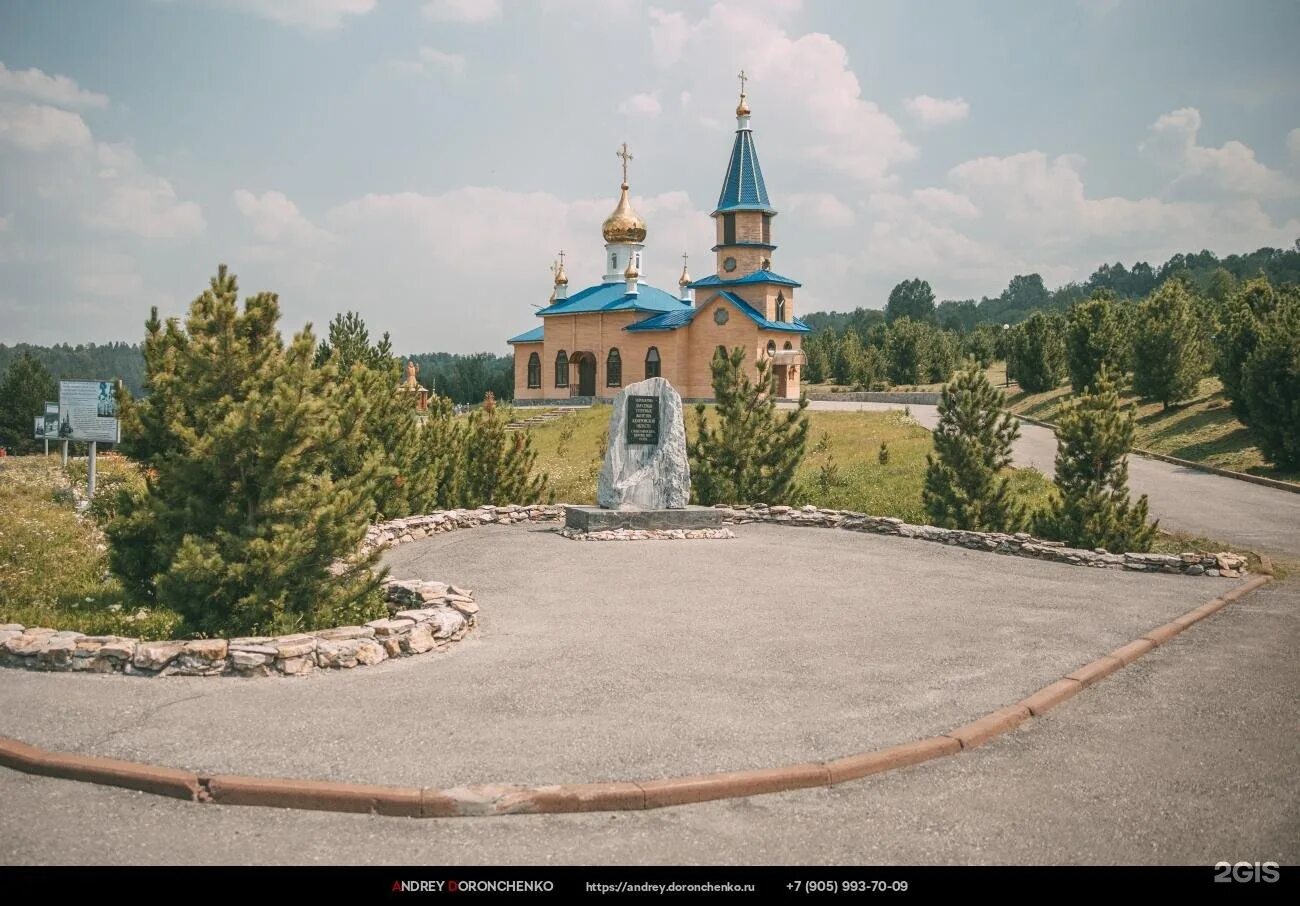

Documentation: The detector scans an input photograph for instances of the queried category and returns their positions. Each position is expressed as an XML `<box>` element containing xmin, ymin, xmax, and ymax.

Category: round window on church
<box><xmin>723</xmin><ymin>256</ymin><xmax>737</xmax><ymax>273</ymax></box>
<box><xmin>714</xmin><ymin>307</ymin><xmax>729</xmax><ymax>325</ymax></box>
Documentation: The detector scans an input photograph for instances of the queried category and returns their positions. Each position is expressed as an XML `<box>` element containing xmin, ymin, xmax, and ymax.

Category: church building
<box><xmin>507</xmin><ymin>79</ymin><xmax>810</xmax><ymax>402</ymax></box>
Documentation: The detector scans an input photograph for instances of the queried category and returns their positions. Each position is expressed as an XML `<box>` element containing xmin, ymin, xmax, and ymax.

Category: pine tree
<box><xmin>316</xmin><ymin>312</ymin><xmax>428</xmax><ymax>520</ymax></box>
<box><xmin>459</xmin><ymin>392</ymin><xmax>547</xmax><ymax>505</ymax></box>
<box><xmin>0</xmin><ymin>352</ymin><xmax>56</xmax><ymax>454</ymax></box>
<box><xmin>1131</xmin><ymin>280</ymin><xmax>1207</xmax><ymax>409</ymax></box>
<box><xmin>1065</xmin><ymin>293</ymin><xmax>1126</xmax><ymax>393</ymax></box>
<box><xmin>107</xmin><ymin>265</ymin><xmax>385</xmax><ymax>637</ymax></box>
<box><xmin>689</xmin><ymin>346</ymin><xmax>810</xmax><ymax>505</ymax></box>
<box><xmin>883</xmin><ymin>317</ymin><xmax>930</xmax><ymax>385</ymax></box>
<box><xmin>922</xmin><ymin>365</ymin><xmax>1023</xmax><ymax>531</ymax></box>
<box><xmin>409</xmin><ymin>394</ymin><xmax>466</xmax><ymax>510</ymax></box>
<box><xmin>1033</xmin><ymin>367</ymin><xmax>1157</xmax><ymax>552</ymax></box>
<box><xmin>1006</xmin><ymin>312</ymin><xmax>1065</xmax><ymax>392</ymax></box>
<box><xmin>1239</xmin><ymin>297</ymin><xmax>1300</xmax><ymax>469</ymax></box>
<box><xmin>1217</xmin><ymin>277</ymin><xmax>1281</xmax><ymax>421</ymax></box>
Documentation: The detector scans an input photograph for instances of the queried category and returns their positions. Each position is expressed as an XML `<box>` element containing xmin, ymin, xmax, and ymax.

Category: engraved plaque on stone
<box><xmin>625</xmin><ymin>395</ymin><xmax>659</xmax><ymax>446</ymax></box>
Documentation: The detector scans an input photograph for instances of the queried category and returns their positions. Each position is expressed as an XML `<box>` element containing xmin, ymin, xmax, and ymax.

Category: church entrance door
<box><xmin>577</xmin><ymin>354</ymin><xmax>596</xmax><ymax>397</ymax></box>
<box><xmin>776</xmin><ymin>365</ymin><xmax>789</xmax><ymax>399</ymax></box>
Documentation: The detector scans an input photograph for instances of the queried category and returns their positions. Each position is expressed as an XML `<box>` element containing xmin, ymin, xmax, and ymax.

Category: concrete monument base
<box><xmin>563</xmin><ymin>505</ymin><xmax>724</xmax><ymax>532</ymax></box>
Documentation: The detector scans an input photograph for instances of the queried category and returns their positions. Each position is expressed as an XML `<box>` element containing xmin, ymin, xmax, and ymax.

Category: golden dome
<box><xmin>553</xmin><ymin>264</ymin><xmax>568</xmax><ymax>286</ymax></box>
<box><xmin>623</xmin><ymin>257</ymin><xmax>640</xmax><ymax>279</ymax></box>
<box><xmin>602</xmin><ymin>182</ymin><xmax>647</xmax><ymax>244</ymax></box>
<box><xmin>736</xmin><ymin>93</ymin><xmax>751</xmax><ymax>117</ymax></box>
<box><xmin>678</xmin><ymin>264</ymin><xmax>691</xmax><ymax>287</ymax></box>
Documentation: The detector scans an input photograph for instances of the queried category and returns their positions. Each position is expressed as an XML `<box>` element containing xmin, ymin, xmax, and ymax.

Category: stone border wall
<box><xmin>808</xmin><ymin>391</ymin><xmax>943</xmax><ymax>405</ymax></box>
<box><xmin>711</xmin><ymin>504</ymin><xmax>1249</xmax><ymax>577</ymax></box>
<box><xmin>0</xmin><ymin>501</ymin><xmax>1247</xmax><ymax>678</ymax></box>
<box><xmin>0</xmin><ymin>578</ymin><xmax>479</xmax><ymax>678</ymax></box>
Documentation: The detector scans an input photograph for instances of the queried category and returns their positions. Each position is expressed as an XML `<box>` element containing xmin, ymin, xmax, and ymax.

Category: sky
<box><xmin>1</xmin><ymin>0</ymin><xmax>1298</xmax><ymax>354</ymax></box>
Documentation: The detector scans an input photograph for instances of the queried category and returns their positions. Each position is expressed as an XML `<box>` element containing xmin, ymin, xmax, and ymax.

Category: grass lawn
<box><xmin>525</xmin><ymin>403</ymin><xmax>1056</xmax><ymax>525</ymax></box>
<box><xmin>1003</xmin><ymin>373</ymin><xmax>1299</xmax><ymax>486</ymax></box>
<box><xmin>0</xmin><ymin>455</ymin><xmax>181</xmax><ymax>639</ymax></box>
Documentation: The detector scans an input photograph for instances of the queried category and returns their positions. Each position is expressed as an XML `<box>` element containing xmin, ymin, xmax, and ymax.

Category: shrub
<box><xmin>107</xmin><ymin>265</ymin><xmax>385</xmax><ymax>637</ymax></box>
<box><xmin>690</xmin><ymin>346</ymin><xmax>810</xmax><ymax>505</ymax></box>
<box><xmin>922</xmin><ymin>366</ymin><xmax>1023</xmax><ymax>531</ymax></box>
<box><xmin>1033</xmin><ymin>367</ymin><xmax>1156</xmax><ymax>551</ymax></box>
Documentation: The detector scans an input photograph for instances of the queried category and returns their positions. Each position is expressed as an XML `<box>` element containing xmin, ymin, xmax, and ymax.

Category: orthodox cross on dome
<box><xmin>737</xmin><ymin>69</ymin><xmax>748</xmax><ymax>96</ymax></box>
<box><xmin>616</xmin><ymin>142</ymin><xmax>633</xmax><ymax>186</ymax></box>
<box><xmin>558</xmin><ymin>249</ymin><xmax>566</xmax><ymax>268</ymax></box>
<box><xmin>681</xmin><ymin>251</ymin><xmax>689</xmax><ymax>268</ymax></box>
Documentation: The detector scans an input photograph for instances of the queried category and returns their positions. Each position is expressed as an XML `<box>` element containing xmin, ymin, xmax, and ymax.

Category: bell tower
<box><xmin>712</xmin><ymin>71</ymin><xmax>777</xmax><ymax>280</ymax></box>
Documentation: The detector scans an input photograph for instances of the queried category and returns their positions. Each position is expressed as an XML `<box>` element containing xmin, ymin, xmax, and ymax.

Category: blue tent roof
<box><xmin>716</xmin><ymin>127</ymin><xmax>774</xmax><ymax>215</ymax></box>
<box><xmin>536</xmin><ymin>282</ymin><xmax>692</xmax><ymax>317</ymax></box>
<box><xmin>506</xmin><ymin>326</ymin><xmax>544</xmax><ymax>344</ymax></box>
<box><xmin>626</xmin><ymin>290</ymin><xmax>810</xmax><ymax>334</ymax></box>
<box><xmin>688</xmin><ymin>269</ymin><xmax>801</xmax><ymax>289</ymax></box>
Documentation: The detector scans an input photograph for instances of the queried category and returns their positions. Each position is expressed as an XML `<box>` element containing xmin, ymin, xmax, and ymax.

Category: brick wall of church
<box><xmin>514</xmin><ymin>299</ymin><xmax>801</xmax><ymax>403</ymax></box>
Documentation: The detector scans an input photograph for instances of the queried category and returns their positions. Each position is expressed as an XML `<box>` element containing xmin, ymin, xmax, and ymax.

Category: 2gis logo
<box><xmin>1213</xmin><ymin>861</ymin><xmax>1280</xmax><ymax>883</ymax></box>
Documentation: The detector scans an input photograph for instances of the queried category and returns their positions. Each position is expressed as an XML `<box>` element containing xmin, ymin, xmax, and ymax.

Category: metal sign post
<box><xmin>87</xmin><ymin>441</ymin><xmax>97</xmax><ymax>499</ymax></box>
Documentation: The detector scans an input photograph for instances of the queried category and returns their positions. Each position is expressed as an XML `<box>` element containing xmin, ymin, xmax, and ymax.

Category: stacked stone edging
<box><xmin>0</xmin><ymin>577</ymin><xmax>478</xmax><ymax>679</ymax></box>
<box><xmin>559</xmin><ymin>526</ymin><xmax>735</xmax><ymax>541</ymax></box>
<box><xmin>710</xmin><ymin>504</ymin><xmax>1249</xmax><ymax>577</ymax></box>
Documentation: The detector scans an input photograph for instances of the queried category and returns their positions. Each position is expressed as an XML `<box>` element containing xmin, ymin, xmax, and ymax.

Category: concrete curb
<box><xmin>1008</xmin><ymin>410</ymin><xmax>1300</xmax><ymax>495</ymax></box>
<box><xmin>0</xmin><ymin>575</ymin><xmax>1272</xmax><ymax>817</ymax></box>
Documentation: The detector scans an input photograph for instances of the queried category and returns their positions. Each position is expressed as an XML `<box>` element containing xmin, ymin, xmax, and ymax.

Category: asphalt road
<box><xmin>803</xmin><ymin>400</ymin><xmax>1300</xmax><ymax>558</ymax></box>
<box><xmin>2</xmin><ymin>576</ymin><xmax>1294</xmax><ymax>865</ymax></box>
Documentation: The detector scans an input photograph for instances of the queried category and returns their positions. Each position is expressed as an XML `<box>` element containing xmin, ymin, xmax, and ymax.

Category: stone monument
<box><xmin>564</xmin><ymin>377</ymin><xmax>723</xmax><ymax>531</ymax></box>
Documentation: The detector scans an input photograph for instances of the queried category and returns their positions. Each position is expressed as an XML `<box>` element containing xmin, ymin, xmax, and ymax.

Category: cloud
<box><xmin>813</xmin><ymin>147</ymin><xmax>1300</xmax><ymax>306</ymax></box>
<box><xmin>646</xmin><ymin>2</ymin><xmax>914</xmax><ymax>185</ymax></box>
<box><xmin>0</xmin><ymin>102</ymin><xmax>92</xmax><ymax>151</ymax></box>
<box><xmin>1142</xmin><ymin>106</ymin><xmax>1298</xmax><ymax>197</ymax></box>
<box><xmin>1287</xmin><ymin>127</ymin><xmax>1300</xmax><ymax>164</ymax></box>
<box><xmin>422</xmin><ymin>0</ymin><xmax>502</xmax><ymax>24</ymax></box>
<box><xmin>617</xmin><ymin>92</ymin><xmax>662</xmax><ymax>118</ymax></box>
<box><xmin>0</xmin><ymin>61</ymin><xmax>109</xmax><ymax>109</ymax></box>
<box><xmin>215</xmin><ymin>0</ymin><xmax>376</xmax><ymax>31</ymax></box>
<box><xmin>234</xmin><ymin>189</ymin><xmax>332</xmax><ymax>246</ymax></box>
<box><xmin>83</xmin><ymin>148</ymin><xmax>206</xmax><ymax>239</ymax></box>
<box><xmin>224</xmin><ymin>184</ymin><xmax>712</xmax><ymax>351</ymax></box>
<box><xmin>0</xmin><ymin>102</ymin><xmax>204</xmax><ymax>239</ymax></box>
<box><xmin>785</xmin><ymin>192</ymin><xmax>856</xmax><ymax>228</ymax></box>
<box><xmin>71</xmin><ymin>250</ymin><xmax>144</xmax><ymax>298</ymax></box>
<box><xmin>419</xmin><ymin>47</ymin><xmax>468</xmax><ymax>77</ymax></box>
<box><xmin>903</xmin><ymin>94</ymin><xmax>969</xmax><ymax>127</ymax></box>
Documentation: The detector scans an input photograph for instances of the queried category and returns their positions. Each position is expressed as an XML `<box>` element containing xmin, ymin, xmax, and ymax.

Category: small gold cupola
<box><xmin>602</xmin><ymin>143</ymin><xmax>647</xmax><ymax>244</ymax></box>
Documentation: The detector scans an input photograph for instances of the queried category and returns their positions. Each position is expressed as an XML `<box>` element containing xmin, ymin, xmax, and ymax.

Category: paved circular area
<box><xmin>7</xmin><ymin>579</ymin><xmax>1294</xmax><ymax>865</ymax></box>
<box><xmin>0</xmin><ymin>523</ymin><xmax>1233</xmax><ymax>790</ymax></box>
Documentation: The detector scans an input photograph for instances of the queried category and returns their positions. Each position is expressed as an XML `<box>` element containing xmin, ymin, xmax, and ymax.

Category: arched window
<box><xmin>555</xmin><ymin>350</ymin><xmax>568</xmax><ymax>388</ymax></box>
<box><xmin>635</xmin><ymin>252</ymin><xmax>641</xmax><ymax>268</ymax></box>
<box><xmin>610</xmin><ymin>252</ymin><xmax>617</xmax><ymax>270</ymax></box>
<box><xmin>645</xmin><ymin>346</ymin><xmax>661</xmax><ymax>378</ymax></box>
<box><xmin>766</xmin><ymin>340</ymin><xmax>777</xmax><ymax>357</ymax></box>
<box><xmin>526</xmin><ymin>352</ymin><xmax>541</xmax><ymax>389</ymax></box>
<box><xmin>775</xmin><ymin>293</ymin><xmax>786</xmax><ymax>322</ymax></box>
<box><xmin>783</xmin><ymin>341</ymin><xmax>793</xmax><ymax>350</ymax></box>
<box><xmin>606</xmin><ymin>348</ymin><xmax>622</xmax><ymax>387</ymax></box>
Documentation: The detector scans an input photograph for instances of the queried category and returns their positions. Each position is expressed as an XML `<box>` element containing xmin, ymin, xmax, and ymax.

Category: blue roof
<box><xmin>716</xmin><ymin>127</ymin><xmax>774</xmax><ymax>214</ymax></box>
<box><xmin>536</xmin><ymin>282</ymin><xmax>692</xmax><ymax>318</ymax></box>
<box><xmin>688</xmin><ymin>269</ymin><xmax>801</xmax><ymax>289</ymax></box>
<box><xmin>626</xmin><ymin>290</ymin><xmax>810</xmax><ymax>334</ymax></box>
<box><xmin>506</xmin><ymin>326</ymin><xmax>544</xmax><ymax>344</ymax></box>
